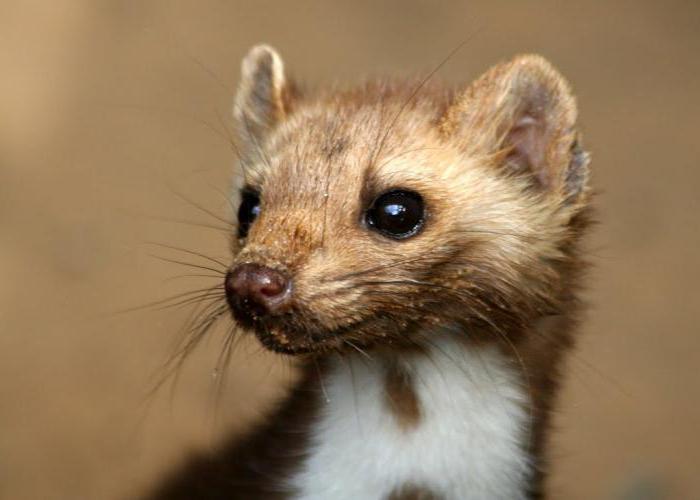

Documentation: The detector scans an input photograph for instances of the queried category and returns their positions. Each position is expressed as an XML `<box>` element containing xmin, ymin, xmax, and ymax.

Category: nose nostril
<box><xmin>257</xmin><ymin>273</ymin><xmax>287</xmax><ymax>298</ymax></box>
<box><xmin>225</xmin><ymin>263</ymin><xmax>291</xmax><ymax>317</ymax></box>
<box><xmin>259</xmin><ymin>283</ymin><xmax>284</xmax><ymax>297</ymax></box>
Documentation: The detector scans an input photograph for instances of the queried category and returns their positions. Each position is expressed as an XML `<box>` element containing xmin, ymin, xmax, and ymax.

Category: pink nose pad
<box><xmin>225</xmin><ymin>263</ymin><xmax>292</xmax><ymax>318</ymax></box>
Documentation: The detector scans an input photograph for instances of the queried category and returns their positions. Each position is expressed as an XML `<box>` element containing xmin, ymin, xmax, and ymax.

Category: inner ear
<box><xmin>442</xmin><ymin>55</ymin><xmax>590</xmax><ymax>202</ymax></box>
<box><xmin>496</xmin><ymin>61</ymin><xmax>578</xmax><ymax>192</ymax></box>
<box><xmin>504</xmin><ymin>106</ymin><xmax>553</xmax><ymax>189</ymax></box>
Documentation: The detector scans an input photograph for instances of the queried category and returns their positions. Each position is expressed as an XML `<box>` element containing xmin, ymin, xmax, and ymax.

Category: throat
<box><xmin>290</xmin><ymin>333</ymin><xmax>534</xmax><ymax>500</ymax></box>
<box><xmin>384</xmin><ymin>357</ymin><xmax>422</xmax><ymax>430</ymax></box>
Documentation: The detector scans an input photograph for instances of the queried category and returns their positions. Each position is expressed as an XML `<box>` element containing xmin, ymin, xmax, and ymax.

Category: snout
<box><xmin>225</xmin><ymin>263</ymin><xmax>292</xmax><ymax>321</ymax></box>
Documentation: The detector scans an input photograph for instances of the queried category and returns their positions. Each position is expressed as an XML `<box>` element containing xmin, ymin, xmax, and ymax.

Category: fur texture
<box><xmin>289</xmin><ymin>335</ymin><xmax>531</xmax><ymax>500</ymax></box>
<box><xmin>146</xmin><ymin>45</ymin><xmax>592</xmax><ymax>499</ymax></box>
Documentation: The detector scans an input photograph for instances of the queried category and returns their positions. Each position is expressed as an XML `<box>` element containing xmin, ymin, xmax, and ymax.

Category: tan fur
<box><xmin>229</xmin><ymin>49</ymin><xmax>589</xmax><ymax>355</ymax></box>
<box><xmin>439</xmin><ymin>54</ymin><xmax>589</xmax><ymax>202</ymax></box>
<box><xmin>227</xmin><ymin>46</ymin><xmax>592</xmax><ymax>495</ymax></box>
<box><xmin>234</xmin><ymin>45</ymin><xmax>295</xmax><ymax>166</ymax></box>
<box><xmin>146</xmin><ymin>46</ymin><xmax>594</xmax><ymax>500</ymax></box>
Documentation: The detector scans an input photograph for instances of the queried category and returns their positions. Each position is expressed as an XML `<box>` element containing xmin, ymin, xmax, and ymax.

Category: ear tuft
<box><xmin>442</xmin><ymin>54</ymin><xmax>590</xmax><ymax>204</ymax></box>
<box><xmin>233</xmin><ymin>44</ymin><xmax>290</xmax><ymax>159</ymax></box>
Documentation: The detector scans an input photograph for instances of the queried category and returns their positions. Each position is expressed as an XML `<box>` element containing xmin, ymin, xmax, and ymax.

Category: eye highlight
<box><xmin>365</xmin><ymin>189</ymin><xmax>425</xmax><ymax>239</ymax></box>
<box><xmin>237</xmin><ymin>189</ymin><xmax>261</xmax><ymax>238</ymax></box>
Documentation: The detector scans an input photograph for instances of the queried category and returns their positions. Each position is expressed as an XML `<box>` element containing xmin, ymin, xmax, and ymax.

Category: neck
<box><xmin>288</xmin><ymin>322</ymin><xmax>567</xmax><ymax>500</ymax></box>
<box><xmin>148</xmin><ymin>318</ymin><xmax>574</xmax><ymax>500</ymax></box>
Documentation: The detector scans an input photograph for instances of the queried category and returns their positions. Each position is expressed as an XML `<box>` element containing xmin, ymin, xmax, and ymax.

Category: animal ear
<box><xmin>441</xmin><ymin>55</ymin><xmax>590</xmax><ymax>204</ymax></box>
<box><xmin>233</xmin><ymin>45</ymin><xmax>293</xmax><ymax>160</ymax></box>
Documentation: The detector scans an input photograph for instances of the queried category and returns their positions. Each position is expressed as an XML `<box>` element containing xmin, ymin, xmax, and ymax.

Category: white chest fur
<box><xmin>288</xmin><ymin>336</ymin><xmax>532</xmax><ymax>500</ymax></box>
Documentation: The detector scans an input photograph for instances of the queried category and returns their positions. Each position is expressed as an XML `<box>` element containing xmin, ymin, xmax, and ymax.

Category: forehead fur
<box><xmin>237</xmin><ymin>77</ymin><xmax>569</xmax><ymax>280</ymax></box>
<box><xmin>244</xmin><ymin>80</ymin><xmax>452</xmax><ymax>180</ymax></box>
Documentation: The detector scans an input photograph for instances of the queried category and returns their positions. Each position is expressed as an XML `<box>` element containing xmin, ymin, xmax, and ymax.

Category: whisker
<box><xmin>329</xmin><ymin>252</ymin><xmax>439</xmax><ymax>282</ymax></box>
<box><xmin>205</xmin><ymin>179</ymin><xmax>239</xmax><ymax>217</ymax></box>
<box><xmin>167</xmin><ymin>187</ymin><xmax>235</xmax><ymax>227</ymax></box>
<box><xmin>182</xmin><ymin>46</ymin><xmax>235</xmax><ymax>95</ymax></box>
<box><xmin>164</xmin><ymin>299</ymin><xmax>227</xmax><ymax>403</ymax></box>
<box><xmin>148</xmin><ymin>254</ymin><xmax>227</xmax><ymax>275</ymax></box>
<box><xmin>369</xmin><ymin>37</ymin><xmax>476</xmax><ymax>167</ymax></box>
<box><xmin>123</xmin><ymin>210</ymin><xmax>232</xmax><ymax>234</ymax></box>
<box><xmin>105</xmin><ymin>103</ymin><xmax>237</xmax><ymax>153</ymax></box>
<box><xmin>209</xmin><ymin>322</ymin><xmax>240</xmax><ymax>429</ymax></box>
<box><xmin>328</xmin><ymin>223</ymin><xmax>559</xmax><ymax>284</ymax></box>
<box><xmin>111</xmin><ymin>284</ymin><xmax>224</xmax><ymax>314</ymax></box>
<box><xmin>343</xmin><ymin>339</ymin><xmax>374</xmax><ymax>361</ymax></box>
<box><xmin>215</xmin><ymin>109</ymin><xmax>251</xmax><ymax>178</ymax></box>
<box><xmin>149</xmin><ymin>290</ymin><xmax>226</xmax><ymax>312</ymax></box>
<box><xmin>312</xmin><ymin>357</ymin><xmax>330</xmax><ymax>404</ymax></box>
<box><xmin>145</xmin><ymin>241</ymin><xmax>229</xmax><ymax>270</ymax></box>
<box><xmin>162</xmin><ymin>273</ymin><xmax>224</xmax><ymax>283</ymax></box>
<box><xmin>144</xmin><ymin>301</ymin><xmax>229</xmax><ymax>406</ymax></box>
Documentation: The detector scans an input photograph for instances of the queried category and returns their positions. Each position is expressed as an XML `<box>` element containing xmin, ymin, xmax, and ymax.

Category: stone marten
<box><xmin>146</xmin><ymin>44</ymin><xmax>592</xmax><ymax>500</ymax></box>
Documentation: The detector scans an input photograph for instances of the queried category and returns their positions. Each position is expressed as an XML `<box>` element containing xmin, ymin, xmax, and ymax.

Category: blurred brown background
<box><xmin>1</xmin><ymin>1</ymin><xmax>698</xmax><ymax>499</ymax></box>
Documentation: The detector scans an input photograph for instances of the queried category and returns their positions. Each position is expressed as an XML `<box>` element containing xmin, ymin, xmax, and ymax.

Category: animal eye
<box><xmin>237</xmin><ymin>189</ymin><xmax>261</xmax><ymax>238</ymax></box>
<box><xmin>365</xmin><ymin>190</ymin><xmax>424</xmax><ymax>239</ymax></box>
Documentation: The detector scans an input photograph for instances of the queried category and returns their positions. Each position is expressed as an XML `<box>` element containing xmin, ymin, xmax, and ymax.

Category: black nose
<box><xmin>225</xmin><ymin>263</ymin><xmax>292</xmax><ymax>318</ymax></box>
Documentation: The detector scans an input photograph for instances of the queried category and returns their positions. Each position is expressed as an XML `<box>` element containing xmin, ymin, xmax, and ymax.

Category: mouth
<box><xmin>252</xmin><ymin>325</ymin><xmax>341</xmax><ymax>354</ymax></box>
<box><xmin>231</xmin><ymin>309</ymin><xmax>368</xmax><ymax>355</ymax></box>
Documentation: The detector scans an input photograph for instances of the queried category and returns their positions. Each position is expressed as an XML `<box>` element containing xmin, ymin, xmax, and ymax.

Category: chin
<box><xmin>234</xmin><ymin>316</ymin><xmax>345</xmax><ymax>356</ymax></box>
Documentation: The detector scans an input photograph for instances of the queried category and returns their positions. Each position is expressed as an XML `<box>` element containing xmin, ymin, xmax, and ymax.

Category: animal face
<box><xmin>224</xmin><ymin>46</ymin><xmax>591</xmax><ymax>355</ymax></box>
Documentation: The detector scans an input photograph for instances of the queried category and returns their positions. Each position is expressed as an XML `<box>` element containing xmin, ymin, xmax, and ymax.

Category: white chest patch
<box><xmin>288</xmin><ymin>336</ymin><xmax>532</xmax><ymax>500</ymax></box>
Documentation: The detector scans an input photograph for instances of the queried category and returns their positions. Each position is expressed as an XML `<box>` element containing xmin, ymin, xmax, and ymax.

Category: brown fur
<box><xmin>147</xmin><ymin>362</ymin><xmax>322</xmax><ymax>500</ymax></box>
<box><xmin>387</xmin><ymin>484</ymin><xmax>442</xmax><ymax>500</ymax></box>
<box><xmin>147</xmin><ymin>45</ymin><xmax>592</xmax><ymax>499</ymax></box>
<box><xmin>229</xmin><ymin>49</ymin><xmax>590</xmax><ymax>358</ymax></box>
<box><xmin>383</xmin><ymin>361</ymin><xmax>422</xmax><ymax>430</ymax></box>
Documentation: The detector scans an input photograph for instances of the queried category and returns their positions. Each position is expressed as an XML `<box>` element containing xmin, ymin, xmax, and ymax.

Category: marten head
<box><xmin>224</xmin><ymin>45</ymin><xmax>591</xmax><ymax>355</ymax></box>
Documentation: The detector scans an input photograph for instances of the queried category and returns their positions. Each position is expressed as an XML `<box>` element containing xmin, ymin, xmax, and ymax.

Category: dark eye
<box><xmin>365</xmin><ymin>190</ymin><xmax>425</xmax><ymax>239</ymax></box>
<box><xmin>237</xmin><ymin>189</ymin><xmax>261</xmax><ymax>238</ymax></box>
